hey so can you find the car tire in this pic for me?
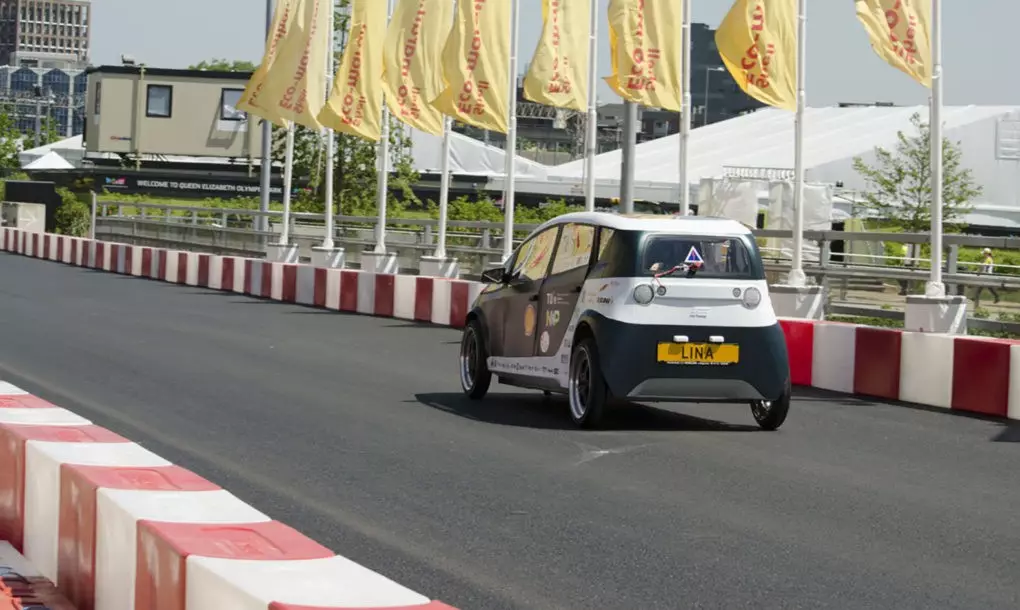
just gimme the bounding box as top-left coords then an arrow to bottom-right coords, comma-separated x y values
568,337 -> 609,429
750,379 -> 791,431
459,319 -> 492,400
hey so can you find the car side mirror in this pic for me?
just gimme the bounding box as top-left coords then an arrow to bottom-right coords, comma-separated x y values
480,267 -> 507,284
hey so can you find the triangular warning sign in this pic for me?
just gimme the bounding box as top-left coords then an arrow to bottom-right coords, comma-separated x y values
684,246 -> 703,264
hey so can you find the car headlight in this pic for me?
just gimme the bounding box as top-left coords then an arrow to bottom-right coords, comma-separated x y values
742,286 -> 761,309
633,284 -> 655,305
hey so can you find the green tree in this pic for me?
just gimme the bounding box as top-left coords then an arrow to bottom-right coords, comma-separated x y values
189,59 -> 257,72
852,112 -> 980,233
0,108 -> 23,170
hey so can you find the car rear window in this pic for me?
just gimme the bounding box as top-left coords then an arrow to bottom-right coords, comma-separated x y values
641,234 -> 762,279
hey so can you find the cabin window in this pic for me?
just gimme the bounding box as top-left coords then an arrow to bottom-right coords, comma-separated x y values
146,84 -> 172,118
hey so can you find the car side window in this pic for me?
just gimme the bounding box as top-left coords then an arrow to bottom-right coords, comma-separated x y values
596,228 -> 615,262
551,223 -> 595,275
514,226 -> 559,282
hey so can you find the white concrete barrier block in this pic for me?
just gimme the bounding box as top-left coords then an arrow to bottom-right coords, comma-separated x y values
185,555 -> 430,610
208,256 -> 223,289
811,322 -> 857,393
0,381 -> 28,395
296,265 -> 315,305
165,251 -> 180,283
271,263 -> 284,301
325,269 -> 342,309
232,257 -> 245,293
899,332 -> 955,409
356,272 -> 375,315
186,253 -> 200,286
0,408 -> 89,426
1009,345 -> 1020,421
22,442 -> 169,582
431,279 -> 452,326
393,275 -> 416,320
96,488 -> 269,610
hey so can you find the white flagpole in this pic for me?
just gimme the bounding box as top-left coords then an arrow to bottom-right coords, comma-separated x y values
787,0 -> 807,286
374,0 -> 394,254
926,0 -> 944,296
679,0 -> 691,215
436,116 -> 452,259
501,0 -> 520,262
279,123 -> 295,246
321,2 -> 336,251
583,0 -> 598,212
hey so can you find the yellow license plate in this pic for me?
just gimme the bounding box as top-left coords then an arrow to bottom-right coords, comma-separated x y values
657,342 -> 739,365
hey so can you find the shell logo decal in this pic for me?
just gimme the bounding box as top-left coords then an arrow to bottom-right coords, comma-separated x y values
524,304 -> 537,337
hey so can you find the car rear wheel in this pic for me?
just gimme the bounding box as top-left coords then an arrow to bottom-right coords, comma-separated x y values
750,380 -> 791,431
568,338 -> 609,428
460,320 -> 491,399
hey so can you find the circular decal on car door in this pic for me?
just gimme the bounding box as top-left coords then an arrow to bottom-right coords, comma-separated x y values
524,303 -> 536,337
540,330 -> 550,354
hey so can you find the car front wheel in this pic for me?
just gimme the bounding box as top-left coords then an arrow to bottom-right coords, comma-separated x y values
460,319 -> 491,399
750,379 -> 791,431
568,337 -> 609,428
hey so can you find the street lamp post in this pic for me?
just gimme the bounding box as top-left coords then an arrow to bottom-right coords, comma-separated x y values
702,67 -> 726,127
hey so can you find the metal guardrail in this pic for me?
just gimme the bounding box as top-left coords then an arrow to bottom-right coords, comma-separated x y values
91,200 -> 1020,290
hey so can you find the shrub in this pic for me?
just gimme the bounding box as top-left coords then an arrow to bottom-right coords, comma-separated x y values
54,187 -> 91,236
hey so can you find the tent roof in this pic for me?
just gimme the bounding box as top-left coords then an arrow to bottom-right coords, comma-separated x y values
23,150 -> 74,169
549,105 -> 1020,186
21,134 -> 82,156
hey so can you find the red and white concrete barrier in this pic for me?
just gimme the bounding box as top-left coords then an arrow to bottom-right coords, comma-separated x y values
4,227 -> 1020,422
0,381 -> 458,610
779,319 -> 1020,420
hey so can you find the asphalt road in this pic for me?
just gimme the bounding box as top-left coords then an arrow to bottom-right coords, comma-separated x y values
2,253 -> 1019,610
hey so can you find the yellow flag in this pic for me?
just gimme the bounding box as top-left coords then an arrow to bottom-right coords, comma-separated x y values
237,0 -> 297,126
319,0 -> 387,140
604,0 -> 681,112
242,0 -> 331,129
855,0 -> 931,87
523,0 -> 589,111
382,0 -> 452,136
715,0 -> 797,112
432,0 -> 511,133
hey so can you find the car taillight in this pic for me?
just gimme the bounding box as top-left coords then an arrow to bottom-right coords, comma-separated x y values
742,286 -> 761,309
633,284 -> 655,304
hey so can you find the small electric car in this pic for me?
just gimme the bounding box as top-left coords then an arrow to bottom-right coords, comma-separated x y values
458,212 -> 791,430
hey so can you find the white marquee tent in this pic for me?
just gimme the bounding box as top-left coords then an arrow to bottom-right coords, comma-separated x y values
496,104 -> 1020,226
17,128 -> 550,180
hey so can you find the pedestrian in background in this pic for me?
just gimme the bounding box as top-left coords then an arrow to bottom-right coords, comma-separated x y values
974,247 -> 1000,305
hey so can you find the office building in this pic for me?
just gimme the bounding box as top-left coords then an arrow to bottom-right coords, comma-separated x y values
0,0 -> 90,69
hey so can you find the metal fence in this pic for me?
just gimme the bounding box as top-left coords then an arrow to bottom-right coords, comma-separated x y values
91,200 -> 1020,287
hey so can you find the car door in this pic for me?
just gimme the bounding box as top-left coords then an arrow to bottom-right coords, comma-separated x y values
535,223 -> 596,359
501,225 -> 561,358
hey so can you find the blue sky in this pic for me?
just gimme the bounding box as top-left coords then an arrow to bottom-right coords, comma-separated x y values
90,0 -> 1018,108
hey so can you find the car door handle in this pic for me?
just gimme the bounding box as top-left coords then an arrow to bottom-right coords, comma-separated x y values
572,285 -> 583,293
528,294 -> 539,301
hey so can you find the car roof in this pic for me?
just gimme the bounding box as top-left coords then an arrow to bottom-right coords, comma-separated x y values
527,211 -> 755,239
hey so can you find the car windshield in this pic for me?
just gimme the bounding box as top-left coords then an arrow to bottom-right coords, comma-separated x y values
641,234 -> 761,279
